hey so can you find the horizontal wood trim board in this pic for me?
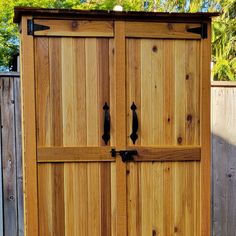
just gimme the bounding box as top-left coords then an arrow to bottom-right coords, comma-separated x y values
129,147 -> 201,161
37,147 -> 115,162
211,81 -> 236,87
33,19 -> 114,37
125,22 -> 202,39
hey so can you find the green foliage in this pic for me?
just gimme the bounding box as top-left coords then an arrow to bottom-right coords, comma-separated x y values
0,0 -> 235,81
212,0 -> 236,80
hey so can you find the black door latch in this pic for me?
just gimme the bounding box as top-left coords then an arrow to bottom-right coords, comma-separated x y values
111,148 -> 138,162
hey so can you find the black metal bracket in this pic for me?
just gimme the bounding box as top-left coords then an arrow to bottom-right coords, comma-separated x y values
111,148 -> 137,162
187,23 -> 207,39
27,19 -> 50,35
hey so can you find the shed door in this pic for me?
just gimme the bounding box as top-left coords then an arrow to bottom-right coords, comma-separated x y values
126,37 -> 201,235
34,20 -> 117,235
33,19 -> 205,236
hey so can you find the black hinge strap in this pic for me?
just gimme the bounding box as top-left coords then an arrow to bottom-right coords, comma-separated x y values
27,19 -> 50,35
187,23 -> 207,39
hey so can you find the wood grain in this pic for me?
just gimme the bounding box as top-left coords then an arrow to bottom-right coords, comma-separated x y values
129,146 -> 201,161
211,87 -> 236,236
126,37 -> 201,235
37,147 -> 114,162
20,16 -> 38,236
115,21 -> 127,236
0,78 -> 17,236
14,77 -> 24,236
200,22 -> 211,236
34,19 -> 114,37
125,22 -> 201,39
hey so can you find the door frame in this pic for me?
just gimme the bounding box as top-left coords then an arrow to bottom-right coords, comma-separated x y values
21,17 -> 211,236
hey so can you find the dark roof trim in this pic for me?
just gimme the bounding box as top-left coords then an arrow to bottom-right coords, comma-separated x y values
14,7 -> 220,23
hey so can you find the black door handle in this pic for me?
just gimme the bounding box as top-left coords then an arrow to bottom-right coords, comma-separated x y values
130,102 -> 138,144
102,102 -> 110,145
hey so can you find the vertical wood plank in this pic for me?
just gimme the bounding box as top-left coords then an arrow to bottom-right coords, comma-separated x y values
51,164 -> 65,236
140,163 -> 153,236
49,38 -> 63,146
163,163 -> 173,236
115,21 -> 127,236
163,40 -> 175,145
110,162 -> 117,236
86,38 -> 99,146
140,39 -> 151,145
151,39 -> 164,145
152,163 -> 164,236
38,164 -> 53,236
97,39 -> 110,146
74,38 -> 87,146
126,39 -> 141,146
61,38 -> 77,146
20,16 -> 38,236
200,22 -> 211,236
35,37 -> 50,146
14,77 -> 24,236
76,163 -> 88,236
1,78 -> 17,236
100,163 -> 111,236
175,40 -> 186,146
0,79 -> 3,236
87,163 -> 101,236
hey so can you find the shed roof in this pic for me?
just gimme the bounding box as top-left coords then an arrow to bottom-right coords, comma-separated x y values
14,7 -> 220,24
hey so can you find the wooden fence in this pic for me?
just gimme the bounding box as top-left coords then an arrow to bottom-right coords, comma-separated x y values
211,81 -> 236,236
0,73 -> 236,236
0,73 -> 23,236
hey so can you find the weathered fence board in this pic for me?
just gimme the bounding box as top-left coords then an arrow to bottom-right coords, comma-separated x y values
14,78 -> 24,236
211,83 -> 236,236
1,77 -> 18,236
0,83 -> 3,236
0,74 -> 23,236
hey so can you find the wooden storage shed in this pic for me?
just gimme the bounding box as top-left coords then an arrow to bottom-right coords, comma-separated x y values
14,7 -> 218,236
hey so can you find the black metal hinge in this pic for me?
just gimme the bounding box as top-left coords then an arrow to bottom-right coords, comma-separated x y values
187,23 -> 208,39
27,19 -> 50,35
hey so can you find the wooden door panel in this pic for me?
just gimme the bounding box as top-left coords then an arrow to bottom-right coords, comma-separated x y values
126,39 -> 200,147
126,37 -> 201,235
35,33 -> 116,236
38,162 -> 116,236
127,162 -> 200,236
35,37 -> 114,148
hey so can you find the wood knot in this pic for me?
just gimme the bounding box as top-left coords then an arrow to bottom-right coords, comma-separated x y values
167,117 -> 171,122
152,229 -> 157,236
152,45 -> 158,53
227,173 -> 232,178
187,114 -> 192,122
177,137 -> 182,144
126,170 -> 130,175
174,226 -> 178,233
186,73 -> 193,80
71,21 -> 78,29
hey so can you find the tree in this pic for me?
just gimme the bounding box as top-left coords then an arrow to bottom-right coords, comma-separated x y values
212,0 -> 236,80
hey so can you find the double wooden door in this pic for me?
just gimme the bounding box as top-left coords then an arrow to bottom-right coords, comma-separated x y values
21,18 -> 210,236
